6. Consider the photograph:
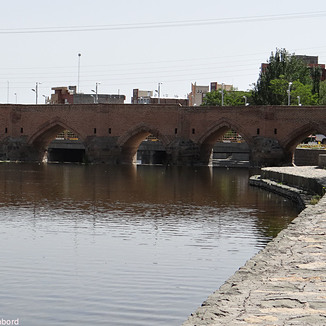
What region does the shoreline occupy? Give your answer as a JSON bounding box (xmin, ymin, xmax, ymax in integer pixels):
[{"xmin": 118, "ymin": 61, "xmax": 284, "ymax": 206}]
[{"xmin": 182, "ymin": 166, "xmax": 326, "ymax": 326}]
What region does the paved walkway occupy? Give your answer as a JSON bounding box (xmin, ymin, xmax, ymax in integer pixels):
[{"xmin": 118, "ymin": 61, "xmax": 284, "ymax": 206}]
[{"xmin": 182, "ymin": 167, "xmax": 326, "ymax": 326}]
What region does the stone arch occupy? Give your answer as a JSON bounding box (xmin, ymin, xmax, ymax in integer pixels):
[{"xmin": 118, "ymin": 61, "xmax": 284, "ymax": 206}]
[
  {"xmin": 197, "ymin": 118, "xmax": 253, "ymax": 165},
  {"xmin": 282, "ymin": 122, "xmax": 326, "ymax": 152},
  {"xmin": 117, "ymin": 123, "xmax": 169, "ymax": 164},
  {"xmin": 28, "ymin": 117, "xmax": 83, "ymax": 148},
  {"xmin": 281, "ymin": 122, "xmax": 326, "ymax": 164},
  {"xmin": 27, "ymin": 118, "xmax": 84, "ymax": 162}
]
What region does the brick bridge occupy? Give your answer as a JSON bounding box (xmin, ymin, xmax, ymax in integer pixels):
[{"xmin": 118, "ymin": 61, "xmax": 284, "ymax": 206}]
[{"xmin": 0, "ymin": 103, "xmax": 325, "ymax": 166}]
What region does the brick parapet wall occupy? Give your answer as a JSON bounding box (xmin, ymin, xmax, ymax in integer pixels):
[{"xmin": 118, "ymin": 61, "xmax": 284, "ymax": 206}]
[{"xmin": 0, "ymin": 104, "xmax": 326, "ymax": 165}]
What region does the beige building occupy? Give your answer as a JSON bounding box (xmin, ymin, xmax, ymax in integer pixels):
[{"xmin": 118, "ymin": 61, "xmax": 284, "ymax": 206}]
[
  {"xmin": 131, "ymin": 89, "xmax": 189, "ymax": 105},
  {"xmin": 210, "ymin": 82, "xmax": 233, "ymax": 92},
  {"xmin": 188, "ymin": 82, "xmax": 233, "ymax": 106},
  {"xmin": 188, "ymin": 83, "xmax": 209, "ymax": 106},
  {"xmin": 131, "ymin": 89, "xmax": 153, "ymax": 104}
]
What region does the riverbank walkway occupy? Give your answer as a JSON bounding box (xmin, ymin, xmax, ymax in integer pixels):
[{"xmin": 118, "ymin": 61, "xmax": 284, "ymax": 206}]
[{"xmin": 182, "ymin": 166, "xmax": 326, "ymax": 326}]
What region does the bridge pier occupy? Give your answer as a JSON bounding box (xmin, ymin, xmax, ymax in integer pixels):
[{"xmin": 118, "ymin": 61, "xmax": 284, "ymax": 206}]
[
  {"xmin": 165, "ymin": 138, "xmax": 201, "ymax": 166},
  {"xmin": 0, "ymin": 135, "xmax": 295, "ymax": 167},
  {"xmin": 84, "ymin": 136, "xmax": 122, "ymax": 164},
  {"xmin": 84, "ymin": 137, "xmax": 202, "ymax": 166},
  {"xmin": 250, "ymin": 136, "xmax": 291, "ymax": 166},
  {"xmin": 0, "ymin": 136, "xmax": 43, "ymax": 162}
]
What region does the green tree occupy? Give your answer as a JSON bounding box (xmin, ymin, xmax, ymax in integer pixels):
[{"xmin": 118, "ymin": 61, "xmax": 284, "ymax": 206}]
[
  {"xmin": 268, "ymin": 77, "xmax": 288, "ymax": 105},
  {"xmin": 252, "ymin": 48, "xmax": 312, "ymax": 105},
  {"xmin": 318, "ymin": 80, "xmax": 326, "ymax": 105},
  {"xmin": 268, "ymin": 78, "xmax": 318, "ymax": 105},
  {"xmin": 310, "ymin": 66, "xmax": 322, "ymax": 95},
  {"xmin": 291, "ymin": 81, "xmax": 318, "ymax": 105},
  {"xmin": 202, "ymin": 89, "xmax": 251, "ymax": 106}
]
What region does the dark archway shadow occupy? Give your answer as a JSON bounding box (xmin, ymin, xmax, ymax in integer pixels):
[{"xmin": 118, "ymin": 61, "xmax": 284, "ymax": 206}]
[
  {"xmin": 117, "ymin": 124, "xmax": 169, "ymax": 165},
  {"xmin": 197, "ymin": 119, "xmax": 253, "ymax": 166},
  {"xmin": 281, "ymin": 123, "xmax": 326, "ymax": 166}
]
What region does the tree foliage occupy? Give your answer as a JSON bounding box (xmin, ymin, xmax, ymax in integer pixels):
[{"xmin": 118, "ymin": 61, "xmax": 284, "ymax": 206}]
[
  {"xmin": 203, "ymin": 48, "xmax": 325, "ymax": 107},
  {"xmin": 202, "ymin": 89, "xmax": 251, "ymax": 106},
  {"xmin": 319, "ymin": 80, "xmax": 326, "ymax": 105},
  {"xmin": 291, "ymin": 81, "xmax": 318, "ymax": 105},
  {"xmin": 268, "ymin": 78, "xmax": 318, "ymax": 105},
  {"xmin": 251, "ymin": 48, "xmax": 314, "ymax": 105}
]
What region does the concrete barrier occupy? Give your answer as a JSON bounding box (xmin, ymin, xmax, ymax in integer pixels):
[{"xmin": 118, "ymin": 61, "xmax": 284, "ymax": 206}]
[{"xmin": 318, "ymin": 154, "xmax": 326, "ymax": 168}]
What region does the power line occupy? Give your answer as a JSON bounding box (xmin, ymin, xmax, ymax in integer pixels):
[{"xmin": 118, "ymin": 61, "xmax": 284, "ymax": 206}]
[
  {"xmin": 0, "ymin": 59, "xmax": 260, "ymax": 79},
  {"xmin": 0, "ymin": 11, "xmax": 325, "ymax": 34},
  {"xmin": 2, "ymin": 46, "xmax": 326, "ymax": 73}
]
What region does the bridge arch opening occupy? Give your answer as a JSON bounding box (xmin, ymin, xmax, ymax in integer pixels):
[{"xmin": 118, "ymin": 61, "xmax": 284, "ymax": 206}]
[
  {"xmin": 199, "ymin": 123, "xmax": 251, "ymax": 167},
  {"xmin": 283, "ymin": 124, "xmax": 326, "ymax": 166},
  {"xmin": 118, "ymin": 127, "xmax": 168, "ymax": 165},
  {"xmin": 28, "ymin": 122, "xmax": 86, "ymax": 163}
]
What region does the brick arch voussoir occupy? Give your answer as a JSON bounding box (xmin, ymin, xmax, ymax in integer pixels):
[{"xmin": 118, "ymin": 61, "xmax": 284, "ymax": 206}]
[
  {"xmin": 28, "ymin": 117, "xmax": 84, "ymax": 145},
  {"xmin": 281, "ymin": 122, "xmax": 326, "ymax": 151},
  {"xmin": 197, "ymin": 118, "xmax": 253, "ymax": 147},
  {"xmin": 117, "ymin": 123, "xmax": 170, "ymax": 148}
]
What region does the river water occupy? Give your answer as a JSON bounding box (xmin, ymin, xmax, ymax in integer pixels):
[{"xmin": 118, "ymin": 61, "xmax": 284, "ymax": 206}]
[{"xmin": 0, "ymin": 163, "xmax": 300, "ymax": 326}]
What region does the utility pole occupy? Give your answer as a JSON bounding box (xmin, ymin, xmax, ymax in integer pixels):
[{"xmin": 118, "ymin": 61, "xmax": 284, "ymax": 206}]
[
  {"xmin": 32, "ymin": 82, "xmax": 41, "ymax": 104},
  {"xmin": 78, "ymin": 53, "xmax": 81, "ymax": 93},
  {"xmin": 158, "ymin": 82, "xmax": 162, "ymax": 104}
]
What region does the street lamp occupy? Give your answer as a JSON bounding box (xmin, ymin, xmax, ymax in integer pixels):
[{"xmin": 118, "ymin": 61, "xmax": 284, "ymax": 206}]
[
  {"xmin": 297, "ymin": 96, "xmax": 302, "ymax": 106},
  {"xmin": 220, "ymin": 83, "xmax": 224, "ymax": 106},
  {"xmin": 31, "ymin": 82, "xmax": 41, "ymax": 104},
  {"xmin": 156, "ymin": 82, "xmax": 162, "ymax": 104},
  {"xmin": 91, "ymin": 82, "xmax": 101, "ymax": 103},
  {"xmin": 287, "ymin": 82, "xmax": 293, "ymax": 106}
]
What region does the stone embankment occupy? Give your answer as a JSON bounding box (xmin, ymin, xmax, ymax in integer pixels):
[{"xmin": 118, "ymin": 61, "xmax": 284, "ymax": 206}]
[{"xmin": 182, "ymin": 166, "xmax": 326, "ymax": 326}]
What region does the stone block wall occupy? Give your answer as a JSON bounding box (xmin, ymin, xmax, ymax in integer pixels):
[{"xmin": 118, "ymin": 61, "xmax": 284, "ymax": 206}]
[{"xmin": 294, "ymin": 148, "xmax": 326, "ymax": 166}]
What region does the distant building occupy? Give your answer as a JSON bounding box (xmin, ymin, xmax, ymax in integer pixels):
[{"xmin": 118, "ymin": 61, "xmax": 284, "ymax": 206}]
[
  {"xmin": 73, "ymin": 93, "xmax": 125, "ymax": 104},
  {"xmin": 131, "ymin": 89, "xmax": 189, "ymax": 106},
  {"xmin": 296, "ymin": 55, "xmax": 326, "ymax": 81},
  {"xmin": 131, "ymin": 89, "xmax": 153, "ymax": 104},
  {"xmin": 50, "ymin": 86, "xmax": 75, "ymax": 104},
  {"xmin": 50, "ymin": 86, "xmax": 125, "ymax": 104},
  {"xmin": 210, "ymin": 82, "xmax": 233, "ymax": 92},
  {"xmin": 188, "ymin": 83, "xmax": 209, "ymax": 106},
  {"xmin": 149, "ymin": 97, "xmax": 189, "ymax": 105},
  {"xmin": 261, "ymin": 55, "xmax": 326, "ymax": 81},
  {"xmin": 188, "ymin": 82, "xmax": 233, "ymax": 106}
]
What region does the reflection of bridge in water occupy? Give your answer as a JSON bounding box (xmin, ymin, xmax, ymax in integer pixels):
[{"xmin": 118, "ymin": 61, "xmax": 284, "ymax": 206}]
[
  {"xmin": 1, "ymin": 103, "xmax": 326, "ymax": 166},
  {"xmin": 48, "ymin": 131, "xmax": 251, "ymax": 166},
  {"xmin": 48, "ymin": 139, "xmax": 323, "ymax": 167},
  {"xmin": 48, "ymin": 140, "xmax": 249, "ymax": 166}
]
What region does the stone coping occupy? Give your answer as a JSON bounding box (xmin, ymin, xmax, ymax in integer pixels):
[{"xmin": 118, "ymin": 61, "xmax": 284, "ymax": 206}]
[
  {"xmin": 262, "ymin": 166, "xmax": 326, "ymax": 188},
  {"xmin": 182, "ymin": 166, "xmax": 326, "ymax": 326}
]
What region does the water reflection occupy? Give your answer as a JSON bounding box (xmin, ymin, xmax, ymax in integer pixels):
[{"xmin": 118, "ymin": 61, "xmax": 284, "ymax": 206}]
[{"xmin": 0, "ymin": 163, "xmax": 300, "ymax": 326}]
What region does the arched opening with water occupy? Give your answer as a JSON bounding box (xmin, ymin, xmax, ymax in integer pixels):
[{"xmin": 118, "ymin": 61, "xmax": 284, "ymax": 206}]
[
  {"xmin": 198, "ymin": 121, "xmax": 252, "ymax": 167},
  {"xmin": 283, "ymin": 123, "xmax": 326, "ymax": 166},
  {"xmin": 28, "ymin": 120, "xmax": 86, "ymax": 163},
  {"xmin": 118, "ymin": 126, "xmax": 168, "ymax": 165}
]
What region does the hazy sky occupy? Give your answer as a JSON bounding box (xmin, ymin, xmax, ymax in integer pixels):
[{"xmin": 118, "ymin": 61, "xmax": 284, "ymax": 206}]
[{"xmin": 1, "ymin": 0, "xmax": 326, "ymax": 104}]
